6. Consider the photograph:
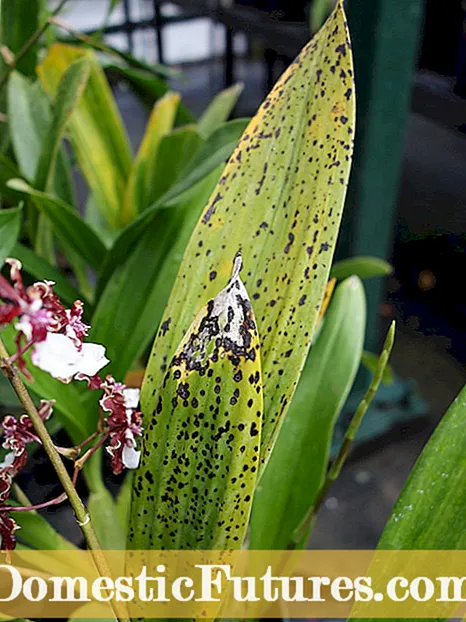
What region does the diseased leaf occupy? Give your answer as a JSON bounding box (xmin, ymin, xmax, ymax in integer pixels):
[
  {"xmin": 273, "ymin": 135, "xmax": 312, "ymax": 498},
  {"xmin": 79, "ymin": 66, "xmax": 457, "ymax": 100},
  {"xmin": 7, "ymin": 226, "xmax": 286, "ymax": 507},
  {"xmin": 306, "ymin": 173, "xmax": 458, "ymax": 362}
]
[
  {"xmin": 129, "ymin": 255, "xmax": 263, "ymax": 549},
  {"xmin": 0, "ymin": 206, "xmax": 22, "ymax": 267},
  {"xmin": 37, "ymin": 44, "xmax": 133, "ymax": 228},
  {"xmin": 139, "ymin": 2, "xmax": 355, "ymax": 473},
  {"xmin": 331, "ymin": 255, "xmax": 392, "ymax": 281},
  {"xmin": 250, "ymin": 276, "xmax": 366, "ymax": 549},
  {"xmin": 121, "ymin": 92, "xmax": 180, "ymax": 224},
  {"xmin": 7, "ymin": 180, "xmax": 107, "ymax": 269},
  {"xmin": 197, "ymin": 83, "xmax": 244, "ymax": 138}
]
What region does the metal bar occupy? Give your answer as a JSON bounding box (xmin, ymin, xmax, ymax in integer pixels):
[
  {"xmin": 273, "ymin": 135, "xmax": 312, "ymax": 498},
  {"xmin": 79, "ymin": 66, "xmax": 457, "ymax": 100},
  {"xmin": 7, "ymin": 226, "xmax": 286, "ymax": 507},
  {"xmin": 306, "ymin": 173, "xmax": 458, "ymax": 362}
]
[
  {"xmin": 225, "ymin": 25, "xmax": 234, "ymax": 87},
  {"xmin": 122, "ymin": 0, "xmax": 134, "ymax": 53},
  {"xmin": 153, "ymin": 0, "xmax": 165, "ymax": 65}
]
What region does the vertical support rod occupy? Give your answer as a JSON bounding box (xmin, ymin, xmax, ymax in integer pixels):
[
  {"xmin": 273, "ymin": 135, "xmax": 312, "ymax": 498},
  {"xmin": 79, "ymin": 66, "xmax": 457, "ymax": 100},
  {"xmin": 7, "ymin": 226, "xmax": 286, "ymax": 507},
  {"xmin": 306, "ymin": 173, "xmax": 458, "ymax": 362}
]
[
  {"xmin": 342, "ymin": 0, "xmax": 425, "ymax": 351},
  {"xmin": 122, "ymin": 0, "xmax": 134, "ymax": 53},
  {"xmin": 153, "ymin": 0, "xmax": 165, "ymax": 65},
  {"xmin": 225, "ymin": 25, "xmax": 234, "ymax": 87}
]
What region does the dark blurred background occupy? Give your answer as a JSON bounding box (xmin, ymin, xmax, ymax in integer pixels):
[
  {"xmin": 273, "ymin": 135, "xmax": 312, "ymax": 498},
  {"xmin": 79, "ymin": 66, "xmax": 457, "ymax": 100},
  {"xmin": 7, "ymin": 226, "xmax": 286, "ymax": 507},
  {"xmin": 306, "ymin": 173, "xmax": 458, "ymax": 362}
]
[{"xmin": 50, "ymin": 0, "xmax": 466, "ymax": 547}]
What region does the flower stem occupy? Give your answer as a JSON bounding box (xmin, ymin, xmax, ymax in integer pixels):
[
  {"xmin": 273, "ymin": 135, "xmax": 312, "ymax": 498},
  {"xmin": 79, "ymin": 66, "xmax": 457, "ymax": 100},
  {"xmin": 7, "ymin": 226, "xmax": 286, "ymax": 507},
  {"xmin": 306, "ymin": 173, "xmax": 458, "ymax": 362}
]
[{"xmin": 0, "ymin": 337, "xmax": 130, "ymax": 622}]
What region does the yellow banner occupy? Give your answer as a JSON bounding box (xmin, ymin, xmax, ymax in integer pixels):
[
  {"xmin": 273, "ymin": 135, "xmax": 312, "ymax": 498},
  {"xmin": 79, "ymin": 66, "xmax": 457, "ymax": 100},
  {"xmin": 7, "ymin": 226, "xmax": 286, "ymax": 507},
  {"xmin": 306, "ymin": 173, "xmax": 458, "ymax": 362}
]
[{"xmin": 0, "ymin": 550, "xmax": 465, "ymax": 618}]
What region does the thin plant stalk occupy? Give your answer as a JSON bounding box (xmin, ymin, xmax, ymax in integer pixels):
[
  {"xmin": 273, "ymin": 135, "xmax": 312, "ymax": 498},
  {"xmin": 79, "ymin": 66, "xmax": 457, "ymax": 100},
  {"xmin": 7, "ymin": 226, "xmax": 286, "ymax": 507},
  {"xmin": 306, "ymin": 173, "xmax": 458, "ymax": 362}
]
[
  {"xmin": 0, "ymin": 336, "xmax": 130, "ymax": 622},
  {"xmin": 292, "ymin": 321, "xmax": 396, "ymax": 546}
]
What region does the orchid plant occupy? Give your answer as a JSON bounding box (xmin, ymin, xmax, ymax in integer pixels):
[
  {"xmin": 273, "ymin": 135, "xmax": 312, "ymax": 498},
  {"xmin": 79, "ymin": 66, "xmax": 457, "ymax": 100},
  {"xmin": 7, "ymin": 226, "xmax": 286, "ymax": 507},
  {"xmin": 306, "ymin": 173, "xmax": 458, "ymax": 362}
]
[{"xmin": 0, "ymin": 8, "xmax": 464, "ymax": 622}]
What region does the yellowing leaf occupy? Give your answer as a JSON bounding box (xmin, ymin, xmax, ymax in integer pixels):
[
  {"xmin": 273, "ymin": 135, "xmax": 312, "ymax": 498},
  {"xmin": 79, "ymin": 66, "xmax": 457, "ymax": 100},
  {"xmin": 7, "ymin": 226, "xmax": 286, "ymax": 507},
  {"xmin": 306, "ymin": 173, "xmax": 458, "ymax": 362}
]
[
  {"xmin": 139, "ymin": 1, "xmax": 355, "ymax": 473},
  {"xmin": 129, "ymin": 255, "xmax": 262, "ymax": 549},
  {"xmin": 121, "ymin": 92, "xmax": 180, "ymax": 225},
  {"xmin": 38, "ymin": 44, "xmax": 133, "ymax": 229}
]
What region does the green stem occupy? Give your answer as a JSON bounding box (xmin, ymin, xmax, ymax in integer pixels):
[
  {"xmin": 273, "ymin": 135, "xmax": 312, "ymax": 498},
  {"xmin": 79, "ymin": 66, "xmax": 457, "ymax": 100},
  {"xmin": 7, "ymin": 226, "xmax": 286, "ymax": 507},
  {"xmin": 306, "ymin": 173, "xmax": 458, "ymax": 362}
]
[
  {"xmin": 0, "ymin": 0, "xmax": 69, "ymax": 93},
  {"xmin": 292, "ymin": 321, "xmax": 396, "ymax": 547},
  {"xmin": 0, "ymin": 337, "xmax": 130, "ymax": 622}
]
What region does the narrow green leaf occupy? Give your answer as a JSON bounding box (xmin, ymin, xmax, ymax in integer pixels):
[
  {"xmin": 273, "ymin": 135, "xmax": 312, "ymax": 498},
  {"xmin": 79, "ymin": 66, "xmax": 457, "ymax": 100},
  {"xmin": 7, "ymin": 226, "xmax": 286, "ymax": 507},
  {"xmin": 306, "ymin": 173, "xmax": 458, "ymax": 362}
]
[
  {"xmin": 331, "ymin": 255, "xmax": 393, "ymax": 281},
  {"xmin": 197, "ymin": 83, "xmax": 244, "ymax": 138},
  {"xmin": 144, "ymin": 125, "xmax": 204, "ymax": 206},
  {"xmin": 7, "ymin": 180, "xmax": 107, "ymax": 269},
  {"xmin": 87, "ymin": 488, "xmax": 126, "ymax": 550},
  {"xmin": 161, "ymin": 118, "xmax": 249, "ymax": 206},
  {"xmin": 104, "ymin": 63, "xmax": 195, "ymax": 125},
  {"xmin": 38, "ymin": 44, "xmax": 133, "ymax": 228},
  {"xmin": 12, "ymin": 242, "xmax": 85, "ymax": 307},
  {"xmin": 115, "ymin": 473, "xmax": 133, "ymax": 539},
  {"xmin": 91, "ymin": 169, "xmax": 220, "ymax": 379},
  {"xmin": 0, "ymin": 0, "xmax": 40, "ymax": 76},
  {"xmin": 129, "ymin": 256, "xmax": 263, "ymax": 549},
  {"xmin": 0, "ymin": 206, "xmax": 22, "ymax": 266},
  {"xmin": 361, "ymin": 349, "xmax": 394, "ymax": 385},
  {"xmin": 11, "ymin": 504, "xmax": 77, "ymax": 551},
  {"xmin": 250, "ymin": 276, "xmax": 366, "ymax": 549},
  {"xmin": 139, "ymin": 2, "xmax": 355, "ymax": 475},
  {"xmin": 121, "ymin": 92, "xmax": 180, "ymax": 223},
  {"xmin": 35, "ymin": 57, "xmax": 91, "ymax": 192},
  {"xmin": 7, "ymin": 73, "xmax": 75, "ymax": 205},
  {"xmin": 0, "ymin": 154, "xmax": 25, "ymax": 205}
]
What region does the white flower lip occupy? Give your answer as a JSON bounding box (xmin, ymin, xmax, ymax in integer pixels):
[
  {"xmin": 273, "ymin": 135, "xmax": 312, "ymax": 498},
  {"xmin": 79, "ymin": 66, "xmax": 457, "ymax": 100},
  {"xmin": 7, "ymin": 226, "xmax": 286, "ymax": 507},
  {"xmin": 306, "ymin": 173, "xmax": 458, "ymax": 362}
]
[
  {"xmin": 122, "ymin": 444, "xmax": 141, "ymax": 469},
  {"xmin": 31, "ymin": 333, "xmax": 109, "ymax": 383},
  {"xmin": 123, "ymin": 388, "xmax": 140, "ymax": 409}
]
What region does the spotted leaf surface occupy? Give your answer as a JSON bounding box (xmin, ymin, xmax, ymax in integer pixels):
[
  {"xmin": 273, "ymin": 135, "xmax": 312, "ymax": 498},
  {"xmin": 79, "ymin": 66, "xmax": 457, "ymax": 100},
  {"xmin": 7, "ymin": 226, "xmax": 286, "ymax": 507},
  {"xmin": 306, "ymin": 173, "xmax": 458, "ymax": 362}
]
[
  {"xmin": 137, "ymin": 2, "xmax": 355, "ymax": 481},
  {"xmin": 130, "ymin": 255, "xmax": 263, "ymax": 549}
]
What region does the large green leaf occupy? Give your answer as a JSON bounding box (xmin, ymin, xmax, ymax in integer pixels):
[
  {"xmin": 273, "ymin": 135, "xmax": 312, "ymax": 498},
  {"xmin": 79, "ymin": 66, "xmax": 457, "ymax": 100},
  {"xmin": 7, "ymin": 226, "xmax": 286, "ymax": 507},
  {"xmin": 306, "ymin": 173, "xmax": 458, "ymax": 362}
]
[
  {"xmin": 350, "ymin": 384, "xmax": 466, "ymax": 622},
  {"xmin": 129, "ymin": 256, "xmax": 263, "ymax": 549},
  {"xmin": 250, "ymin": 276, "xmax": 366, "ymax": 549},
  {"xmin": 0, "ymin": 206, "xmax": 21, "ymax": 266},
  {"xmin": 7, "ymin": 180, "xmax": 107, "ymax": 270},
  {"xmin": 376, "ymin": 386, "xmax": 466, "ymax": 551},
  {"xmin": 90, "ymin": 168, "xmax": 221, "ymax": 379},
  {"xmin": 121, "ymin": 92, "xmax": 180, "ymax": 224},
  {"xmin": 35, "ymin": 56, "xmax": 91, "ymax": 192},
  {"xmin": 0, "ymin": 154, "xmax": 25, "ymax": 205},
  {"xmin": 38, "ymin": 44, "xmax": 133, "ymax": 228},
  {"xmin": 197, "ymin": 83, "xmax": 244, "ymax": 138},
  {"xmin": 138, "ymin": 2, "xmax": 355, "ymax": 475}
]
